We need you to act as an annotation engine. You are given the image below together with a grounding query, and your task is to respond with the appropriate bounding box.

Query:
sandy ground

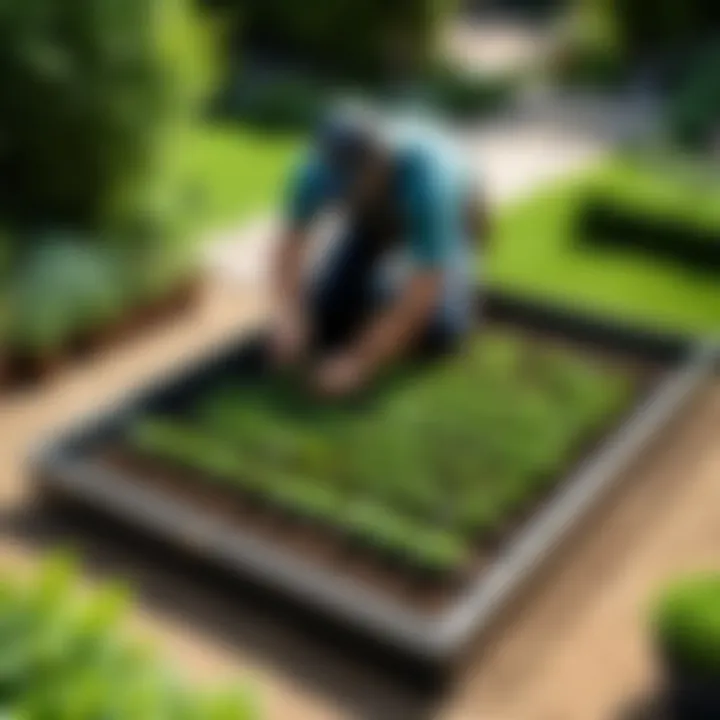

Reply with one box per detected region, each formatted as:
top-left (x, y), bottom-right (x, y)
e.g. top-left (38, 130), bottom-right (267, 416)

top-left (444, 15), bottom-right (557, 77)
top-left (1, 280), bottom-right (718, 720)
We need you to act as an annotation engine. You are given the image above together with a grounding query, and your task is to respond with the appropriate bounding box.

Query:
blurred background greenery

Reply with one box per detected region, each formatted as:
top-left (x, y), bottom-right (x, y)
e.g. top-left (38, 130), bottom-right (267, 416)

top-left (0, 0), bottom-right (719, 369)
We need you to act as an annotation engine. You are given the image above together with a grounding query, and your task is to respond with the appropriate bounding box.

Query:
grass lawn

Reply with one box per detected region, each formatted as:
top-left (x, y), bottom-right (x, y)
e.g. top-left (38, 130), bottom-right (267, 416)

top-left (181, 122), bottom-right (300, 234)
top-left (489, 157), bottom-right (720, 336)
top-left (579, 154), bottom-right (720, 233)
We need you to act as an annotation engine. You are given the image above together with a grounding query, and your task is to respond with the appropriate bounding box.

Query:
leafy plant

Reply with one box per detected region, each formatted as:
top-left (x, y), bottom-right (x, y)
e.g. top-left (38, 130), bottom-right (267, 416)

top-left (238, 0), bottom-right (458, 80)
top-left (0, 554), bottom-right (260, 719)
top-left (668, 44), bottom-right (720, 150)
top-left (654, 574), bottom-right (720, 678)
top-left (425, 65), bottom-right (515, 121)
top-left (220, 73), bottom-right (326, 131)
top-left (7, 239), bottom-right (125, 355)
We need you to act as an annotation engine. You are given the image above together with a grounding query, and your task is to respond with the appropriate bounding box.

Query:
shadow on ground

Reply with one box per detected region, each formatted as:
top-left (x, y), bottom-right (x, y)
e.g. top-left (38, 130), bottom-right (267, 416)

top-left (616, 695), bottom-right (671, 720)
top-left (0, 495), bottom-right (449, 720)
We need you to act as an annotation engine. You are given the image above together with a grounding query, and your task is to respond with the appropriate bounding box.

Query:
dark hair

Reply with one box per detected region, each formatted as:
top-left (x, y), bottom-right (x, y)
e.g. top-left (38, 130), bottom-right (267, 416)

top-left (315, 107), bottom-right (385, 181)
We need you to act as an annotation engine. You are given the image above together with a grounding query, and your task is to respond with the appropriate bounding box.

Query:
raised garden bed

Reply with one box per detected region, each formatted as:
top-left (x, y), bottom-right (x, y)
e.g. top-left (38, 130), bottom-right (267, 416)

top-left (0, 274), bottom-right (204, 390)
top-left (31, 298), bottom-right (716, 666)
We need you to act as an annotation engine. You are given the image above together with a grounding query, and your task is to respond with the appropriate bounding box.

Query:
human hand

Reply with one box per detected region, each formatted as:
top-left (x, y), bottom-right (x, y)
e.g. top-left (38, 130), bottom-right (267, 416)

top-left (270, 311), bottom-right (308, 368)
top-left (314, 353), bottom-right (369, 398)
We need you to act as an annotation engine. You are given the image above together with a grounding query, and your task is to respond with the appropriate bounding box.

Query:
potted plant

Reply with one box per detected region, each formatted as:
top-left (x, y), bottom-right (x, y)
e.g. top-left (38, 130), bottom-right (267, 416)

top-left (654, 574), bottom-right (720, 719)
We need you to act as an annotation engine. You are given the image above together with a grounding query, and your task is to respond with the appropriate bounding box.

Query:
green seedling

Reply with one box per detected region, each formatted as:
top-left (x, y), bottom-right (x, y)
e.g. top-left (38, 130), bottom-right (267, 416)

top-left (654, 574), bottom-right (720, 678)
top-left (0, 556), bottom-right (260, 718)
top-left (127, 331), bottom-right (635, 579)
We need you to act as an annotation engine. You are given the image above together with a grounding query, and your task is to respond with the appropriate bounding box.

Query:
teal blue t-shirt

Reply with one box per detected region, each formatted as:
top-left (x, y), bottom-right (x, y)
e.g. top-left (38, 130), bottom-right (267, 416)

top-left (286, 116), bottom-right (476, 328)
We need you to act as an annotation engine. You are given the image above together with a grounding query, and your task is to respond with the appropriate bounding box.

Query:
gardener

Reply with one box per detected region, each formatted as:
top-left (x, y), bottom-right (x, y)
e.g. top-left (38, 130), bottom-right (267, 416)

top-left (270, 103), bottom-right (489, 396)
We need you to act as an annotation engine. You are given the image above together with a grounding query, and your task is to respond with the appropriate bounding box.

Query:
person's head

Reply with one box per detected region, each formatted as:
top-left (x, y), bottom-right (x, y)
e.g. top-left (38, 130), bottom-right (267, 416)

top-left (315, 103), bottom-right (395, 210)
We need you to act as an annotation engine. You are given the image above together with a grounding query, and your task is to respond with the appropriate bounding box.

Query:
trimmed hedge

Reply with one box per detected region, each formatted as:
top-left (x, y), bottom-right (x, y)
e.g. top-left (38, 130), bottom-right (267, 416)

top-left (578, 199), bottom-right (720, 271)
top-left (576, 158), bottom-right (720, 272)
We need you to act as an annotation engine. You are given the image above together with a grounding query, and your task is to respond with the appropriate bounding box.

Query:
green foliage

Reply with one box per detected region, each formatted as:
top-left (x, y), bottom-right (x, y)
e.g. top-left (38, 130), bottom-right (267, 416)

top-left (0, 0), bottom-right (215, 231)
top-left (7, 239), bottom-right (125, 354)
top-left (425, 66), bottom-right (515, 121)
top-left (241, 0), bottom-right (457, 80)
top-left (0, 0), bottom-right (220, 353)
top-left (489, 158), bottom-right (720, 335)
top-left (0, 554), bottom-right (260, 719)
top-left (220, 74), bottom-right (326, 132)
top-left (569, 0), bottom-right (720, 67)
top-left (577, 155), bottom-right (720, 270)
top-left (580, 156), bottom-right (720, 233)
top-left (654, 574), bottom-right (720, 678)
top-left (611, 0), bottom-right (720, 56)
top-left (175, 123), bottom-right (300, 235)
top-left (129, 332), bottom-right (634, 577)
top-left (668, 45), bottom-right (720, 150)
top-left (553, 0), bottom-right (626, 88)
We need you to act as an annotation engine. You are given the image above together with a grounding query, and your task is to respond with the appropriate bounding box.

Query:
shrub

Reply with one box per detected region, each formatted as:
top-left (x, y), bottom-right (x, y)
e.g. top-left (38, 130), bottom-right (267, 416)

top-left (654, 574), bottom-right (720, 678)
top-left (425, 65), bottom-right (515, 121)
top-left (0, 0), bottom-right (214, 230)
top-left (219, 73), bottom-right (326, 131)
top-left (553, 0), bottom-right (627, 88)
top-left (611, 0), bottom-right (720, 57)
top-left (668, 45), bottom-right (720, 150)
top-left (0, 554), bottom-right (260, 718)
top-left (238, 0), bottom-right (458, 80)
top-left (576, 156), bottom-right (720, 270)
top-left (7, 240), bottom-right (125, 356)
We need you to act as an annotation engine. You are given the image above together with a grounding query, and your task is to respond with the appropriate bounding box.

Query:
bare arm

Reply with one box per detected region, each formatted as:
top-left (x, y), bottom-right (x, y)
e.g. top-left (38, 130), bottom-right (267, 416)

top-left (270, 228), bottom-right (311, 365)
top-left (351, 269), bottom-right (443, 375)
top-left (273, 228), bottom-right (307, 318)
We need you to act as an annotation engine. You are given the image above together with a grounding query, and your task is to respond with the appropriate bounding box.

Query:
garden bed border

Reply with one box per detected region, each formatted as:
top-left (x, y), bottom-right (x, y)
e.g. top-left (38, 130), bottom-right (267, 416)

top-left (30, 293), bottom-right (719, 665)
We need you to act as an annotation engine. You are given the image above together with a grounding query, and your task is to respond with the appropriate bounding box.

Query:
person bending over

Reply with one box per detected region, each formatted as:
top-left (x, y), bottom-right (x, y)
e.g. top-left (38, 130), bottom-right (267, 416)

top-left (270, 105), bottom-right (489, 397)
